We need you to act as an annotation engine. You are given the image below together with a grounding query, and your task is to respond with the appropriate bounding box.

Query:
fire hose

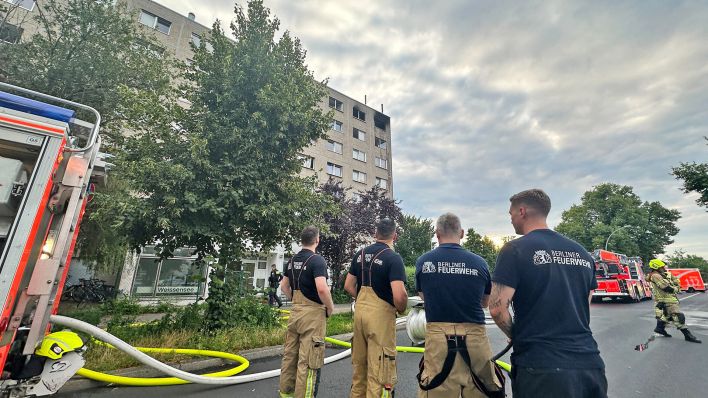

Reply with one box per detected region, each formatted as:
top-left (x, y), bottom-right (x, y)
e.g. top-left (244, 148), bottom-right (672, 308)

top-left (48, 303), bottom-right (511, 387)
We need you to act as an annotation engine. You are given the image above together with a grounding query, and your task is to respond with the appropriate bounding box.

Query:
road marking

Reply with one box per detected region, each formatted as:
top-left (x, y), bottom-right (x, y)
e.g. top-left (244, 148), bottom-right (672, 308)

top-left (679, 293), bottom-right (701, 301)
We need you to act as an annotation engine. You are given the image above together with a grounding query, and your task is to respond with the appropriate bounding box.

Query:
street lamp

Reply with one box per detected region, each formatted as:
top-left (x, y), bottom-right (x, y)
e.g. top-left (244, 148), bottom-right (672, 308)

top-left (605, 225), bottom-right (631, 251)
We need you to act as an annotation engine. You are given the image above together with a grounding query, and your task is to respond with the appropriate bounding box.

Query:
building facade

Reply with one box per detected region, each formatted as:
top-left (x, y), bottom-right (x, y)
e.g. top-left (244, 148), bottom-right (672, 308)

top-left (1, 0), bottom-right (393, 301)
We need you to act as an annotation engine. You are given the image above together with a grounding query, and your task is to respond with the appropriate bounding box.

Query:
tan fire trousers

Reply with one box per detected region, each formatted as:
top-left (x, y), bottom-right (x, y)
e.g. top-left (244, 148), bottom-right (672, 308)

top-left (350, 287), bottom-right (398, 398)
top-left (418, 322), bottom-right (502, 398)
top-left (279, 291), bottom-right (327, 398)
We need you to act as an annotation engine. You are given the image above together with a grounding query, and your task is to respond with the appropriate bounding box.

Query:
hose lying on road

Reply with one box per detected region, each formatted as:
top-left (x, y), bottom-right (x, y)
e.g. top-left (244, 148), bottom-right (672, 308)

top-left (50, 309), bottom-right (511, 387)
top-left (51, 315), bottom-right (351, 386)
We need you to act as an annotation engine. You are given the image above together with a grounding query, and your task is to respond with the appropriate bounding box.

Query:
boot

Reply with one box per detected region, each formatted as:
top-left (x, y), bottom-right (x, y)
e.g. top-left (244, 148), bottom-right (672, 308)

top-left (654, 320), bottom-right (672, 337)
top-left (680, 328), bottom-right (702, 344)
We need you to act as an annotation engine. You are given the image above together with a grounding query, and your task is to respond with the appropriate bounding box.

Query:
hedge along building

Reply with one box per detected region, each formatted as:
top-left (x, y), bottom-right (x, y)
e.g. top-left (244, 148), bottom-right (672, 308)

top-left (2, 0), bottom-right (394, 303)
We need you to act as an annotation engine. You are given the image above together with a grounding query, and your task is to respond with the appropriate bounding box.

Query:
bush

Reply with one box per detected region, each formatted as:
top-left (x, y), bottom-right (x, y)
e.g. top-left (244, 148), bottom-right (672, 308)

top-left (205, 281), bottom-right (279, 332)
top-left (405, 266), bottom-right (417, 296)
top-left (331, 288), bottom-right (352, 304)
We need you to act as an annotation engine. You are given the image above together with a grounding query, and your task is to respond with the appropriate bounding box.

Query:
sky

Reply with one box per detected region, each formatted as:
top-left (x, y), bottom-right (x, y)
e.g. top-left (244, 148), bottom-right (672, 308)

top-left (159, 0), bottom-right (708, 258)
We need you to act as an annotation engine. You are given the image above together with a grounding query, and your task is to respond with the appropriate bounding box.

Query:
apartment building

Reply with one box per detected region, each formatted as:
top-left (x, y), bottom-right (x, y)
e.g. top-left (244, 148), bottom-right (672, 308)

top-left (1, 0), bottom-right (394, 302)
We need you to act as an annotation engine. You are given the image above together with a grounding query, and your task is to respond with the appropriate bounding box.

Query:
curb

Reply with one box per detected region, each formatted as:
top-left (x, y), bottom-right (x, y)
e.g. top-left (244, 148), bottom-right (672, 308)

top-left (61, 331), bottom-right (358, 392)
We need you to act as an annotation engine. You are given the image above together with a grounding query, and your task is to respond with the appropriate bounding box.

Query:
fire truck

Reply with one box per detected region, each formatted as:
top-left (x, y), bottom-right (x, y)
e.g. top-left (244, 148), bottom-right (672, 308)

top-left (591, 249), bottom-right (652, 302)
top-left (667, 268), bottom-right (706, 293)
top-left (0, 82), bottom-right (109, 396)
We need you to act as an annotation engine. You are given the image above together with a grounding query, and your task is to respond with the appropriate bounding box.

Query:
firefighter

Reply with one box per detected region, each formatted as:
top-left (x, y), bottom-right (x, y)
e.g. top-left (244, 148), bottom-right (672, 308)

top-left (279, 226), bottom-right (335, 398)
top-left (415, 213), bottom-right (503, 398)
top-left (344, 218), bottom-right (408, 398)
top-left (646, 259), bottom-right (701, 343)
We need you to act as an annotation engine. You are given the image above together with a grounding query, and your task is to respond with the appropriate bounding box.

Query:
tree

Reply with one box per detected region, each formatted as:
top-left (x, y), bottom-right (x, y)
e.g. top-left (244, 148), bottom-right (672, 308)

top-left (665, 250), bottom-right (708, 280)
top-left (394, 214), bottom-right (434, 268)
top-left (463, 228), bottom-right (500, 272)
top-left (317, 180), bottom-right (403, 290)
top-left (556, 183), bottom-right (681, 261)
top-left (115, 0), bottom-right (335, 277)
top-left (0, 0), bottom-right (179, 272)
top-left (673, 137), bottom-right (708, 211)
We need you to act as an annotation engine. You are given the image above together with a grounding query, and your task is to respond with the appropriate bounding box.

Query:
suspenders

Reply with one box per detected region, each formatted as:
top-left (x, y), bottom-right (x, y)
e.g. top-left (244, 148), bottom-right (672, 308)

top-left (289, 253), bottom-right (317, 291)
top-left (359, 247), bottom-right (391, 287)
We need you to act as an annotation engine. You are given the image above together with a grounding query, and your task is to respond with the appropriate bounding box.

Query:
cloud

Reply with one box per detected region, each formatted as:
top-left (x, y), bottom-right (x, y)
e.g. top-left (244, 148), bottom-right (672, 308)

top-left (158, 0), bottom-right (708, 257)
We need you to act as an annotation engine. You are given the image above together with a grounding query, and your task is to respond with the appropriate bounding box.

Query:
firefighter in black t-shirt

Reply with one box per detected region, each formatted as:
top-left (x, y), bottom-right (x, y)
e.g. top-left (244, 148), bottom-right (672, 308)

top-left (278, 226), bottom-right (334, 398)
top-left (490, 189), bottom-right (607, 398)
top-left (344, 219), bottom-right (408, 398)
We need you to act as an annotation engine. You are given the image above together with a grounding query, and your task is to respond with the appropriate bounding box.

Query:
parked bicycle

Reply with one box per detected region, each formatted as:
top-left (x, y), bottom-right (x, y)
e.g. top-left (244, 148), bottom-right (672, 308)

top-left (61, 278), bottom-right (113, 304)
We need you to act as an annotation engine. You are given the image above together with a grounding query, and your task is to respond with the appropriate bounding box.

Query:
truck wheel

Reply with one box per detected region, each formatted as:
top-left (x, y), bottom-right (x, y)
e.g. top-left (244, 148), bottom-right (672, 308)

top-left (688, 287), bottom-right (695, 293)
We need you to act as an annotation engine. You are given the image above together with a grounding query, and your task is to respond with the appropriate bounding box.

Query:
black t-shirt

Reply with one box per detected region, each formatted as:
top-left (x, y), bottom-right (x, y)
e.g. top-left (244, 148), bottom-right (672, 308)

top-left (415, 243), bottom-right (491, 324)
top-left (284, 249), bottom-right (328, 304)
top-left (268, 271), bottom-right (282, 289)
top-left (348, 242), bottom-right (406, 307)
top-left (493, 229), bottom-right (603, 369)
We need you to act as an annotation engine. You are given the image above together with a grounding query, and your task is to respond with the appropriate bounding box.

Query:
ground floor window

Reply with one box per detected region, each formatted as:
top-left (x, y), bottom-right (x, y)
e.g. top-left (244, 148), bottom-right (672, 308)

top-left (131, 247), bottom-right (207, 297)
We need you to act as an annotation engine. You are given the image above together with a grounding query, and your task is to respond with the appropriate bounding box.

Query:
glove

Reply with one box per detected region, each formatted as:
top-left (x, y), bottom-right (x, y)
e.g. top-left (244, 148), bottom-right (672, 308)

top-left (662, 286), bottom-right (675, 293)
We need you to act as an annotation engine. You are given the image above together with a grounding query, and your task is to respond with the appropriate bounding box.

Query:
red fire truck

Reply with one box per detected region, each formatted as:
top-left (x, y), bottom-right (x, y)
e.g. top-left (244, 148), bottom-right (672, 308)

top-left (667, 268), bottom-right (706, 293)
top-left (591, 249), bottom-right (652, 302)
top-left (0, 83), bottom-right (108, 396)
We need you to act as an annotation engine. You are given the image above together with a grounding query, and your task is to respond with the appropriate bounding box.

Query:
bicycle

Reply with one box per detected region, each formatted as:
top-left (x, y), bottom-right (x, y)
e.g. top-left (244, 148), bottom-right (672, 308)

top-left (61, 278), bottom-right (112, 304)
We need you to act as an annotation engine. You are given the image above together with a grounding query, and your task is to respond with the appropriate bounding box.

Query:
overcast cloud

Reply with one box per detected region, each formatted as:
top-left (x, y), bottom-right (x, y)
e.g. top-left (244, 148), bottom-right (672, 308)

top-left (160, 0), bottom-right (708, 257)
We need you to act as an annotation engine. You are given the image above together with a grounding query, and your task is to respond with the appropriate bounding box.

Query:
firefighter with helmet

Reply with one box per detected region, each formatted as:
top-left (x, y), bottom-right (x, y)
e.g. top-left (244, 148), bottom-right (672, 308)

top-left (646, 259), bottom-right (701, 343)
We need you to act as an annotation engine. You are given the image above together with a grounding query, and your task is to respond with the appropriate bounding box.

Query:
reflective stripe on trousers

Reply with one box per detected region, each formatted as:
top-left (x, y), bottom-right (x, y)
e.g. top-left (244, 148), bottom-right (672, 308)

top-left (350, 286), bottom-right (397, 398)
top-left (279, 291), bottom-right (326, 397)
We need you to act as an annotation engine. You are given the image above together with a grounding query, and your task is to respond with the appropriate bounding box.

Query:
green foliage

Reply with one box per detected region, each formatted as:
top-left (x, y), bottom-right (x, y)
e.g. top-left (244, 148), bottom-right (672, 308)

top-left (555, 183), bottom-right (681, 261)
top-left (331, 288), bottom-right (352, 304)
top-left (405, 266), bottom-right (417, 296)
top-left (672, 138), bottom-right (708, 211)
top-left (665, 250), bottom-right (708, 280)
top-left (463, 228), bottom-right (500, 272)
top-left (117, 0), bottom-right (334, 272)
top-left (204, 278), bottom-right (279, 332)
top-left (395, 215), bottom-right (434, 268)
top-left (0, 0), bottom-right (180, 274)
top-left (326, 312), bottom-right (353, 336)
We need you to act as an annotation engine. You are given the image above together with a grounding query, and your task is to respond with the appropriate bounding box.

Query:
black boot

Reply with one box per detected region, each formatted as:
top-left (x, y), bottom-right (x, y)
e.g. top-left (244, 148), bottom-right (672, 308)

top-left (680, 328), bottom-right (702, 344)
top-left (654, 320), bottom-right (672, 337)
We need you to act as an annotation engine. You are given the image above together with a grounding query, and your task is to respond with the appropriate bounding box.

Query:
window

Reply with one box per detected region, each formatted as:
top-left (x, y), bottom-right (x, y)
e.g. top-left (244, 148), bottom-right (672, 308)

top-left (326, 140), bottom-right (343, 154)
top-left (2, 0), bottom-right (35, 11)
top-left (352, 170), bottom-right (367, 183)
top-left (0, 22), bottom-right (23, 44)
top-left (353, 128), bottom-right (366, 141)
top-left (375, 137), bottom-right (387, 149)
top-left (327, 162), bottom-right (343, 177)
top-left (375, 157), bottom-right (388, 169)
top-left (376, 177), bottom-right (388, 189)
top-left (139, 10), bottom-right (172, 34)
top-left (353, 149), bottom-right (367, 162)
top-left (258, 261), bottom-right (267, 269)
top-left (353, 107), bottom-right (366, 121)
top-left (301, 155), bottom-right (314, 169)
top-left (332, 120), bottom-right (343, 132)
top-left (191, 32), bottom-right (202, 47)
top-left (256, 279), bottom-right (265, 288)
top-left (329, 96), bottom-right (343, 111)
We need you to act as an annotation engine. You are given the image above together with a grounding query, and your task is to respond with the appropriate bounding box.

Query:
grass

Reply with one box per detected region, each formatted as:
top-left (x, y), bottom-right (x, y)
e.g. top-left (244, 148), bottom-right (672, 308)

top-left (82, 312), bottom-right (355, 372)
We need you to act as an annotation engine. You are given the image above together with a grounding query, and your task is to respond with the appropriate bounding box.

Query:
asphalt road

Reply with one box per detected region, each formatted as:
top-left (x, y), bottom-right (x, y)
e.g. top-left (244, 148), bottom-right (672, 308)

top-left (57, 292), bottom-right (708, 398)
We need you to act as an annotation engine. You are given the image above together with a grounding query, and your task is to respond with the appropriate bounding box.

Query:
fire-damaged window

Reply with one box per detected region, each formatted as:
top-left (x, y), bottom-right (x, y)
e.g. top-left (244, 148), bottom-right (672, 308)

top-left (374, 111), bottom-right (389, 131)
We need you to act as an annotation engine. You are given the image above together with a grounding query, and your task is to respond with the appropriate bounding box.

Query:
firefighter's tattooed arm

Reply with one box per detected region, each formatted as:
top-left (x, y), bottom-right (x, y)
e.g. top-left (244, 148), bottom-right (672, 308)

top-left (489, 282), bottom-right (515, 339)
